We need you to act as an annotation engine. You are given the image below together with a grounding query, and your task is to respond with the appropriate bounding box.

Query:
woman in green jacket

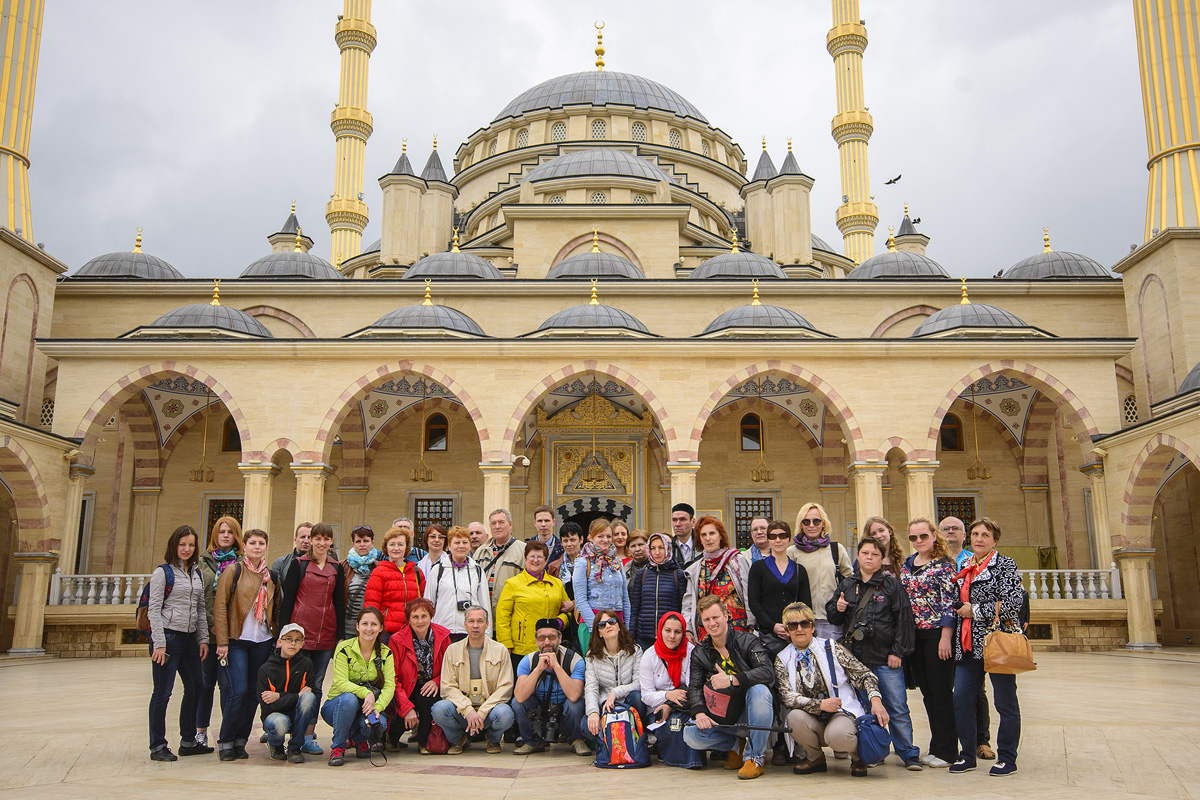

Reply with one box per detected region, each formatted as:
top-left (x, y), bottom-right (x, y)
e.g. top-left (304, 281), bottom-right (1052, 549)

top-left (320, 606), bottom-right (396, 766)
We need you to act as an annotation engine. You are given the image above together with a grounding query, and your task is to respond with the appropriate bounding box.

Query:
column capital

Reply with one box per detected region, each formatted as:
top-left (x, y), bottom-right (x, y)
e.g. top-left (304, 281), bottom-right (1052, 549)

top-left (478, 462), bottom-right (514, 474)
top-left (1112, 547), bottom-right (1156, 560)
top-left (239, 461), bottom-right (282, 477)
top-left (68, 463), bottom-right (96, 479)
top-left (13, 551), bottom-right (58, 564)
top-left (1078, 461), bottom-right (1104, 477)
top-left (898, 460), bottom-right (940, 474)
top-left (131, 485), bottom-right (163, 495)
top-left (848, 461), bottom-right (888, 474)
top-left (289, 462), bottom-right (333, 476)
top-left (666, 461), bottom-right (702, 474)
top-left (1019, 484), bottom-right (1051, 494)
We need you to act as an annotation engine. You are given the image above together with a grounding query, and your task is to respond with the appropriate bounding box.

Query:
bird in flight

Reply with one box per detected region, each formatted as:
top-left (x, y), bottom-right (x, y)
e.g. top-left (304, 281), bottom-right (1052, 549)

top-left (911, 217), bottom-right (921, 224)
top-left (884, 174), bottom-right (901, 185)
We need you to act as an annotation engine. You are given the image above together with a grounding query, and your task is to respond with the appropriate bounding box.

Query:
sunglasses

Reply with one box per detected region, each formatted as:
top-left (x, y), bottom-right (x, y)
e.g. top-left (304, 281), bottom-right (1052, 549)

top-left (908, 533), bottom-right (931, 542)
top-left (352, 525), bottom-right (373, 534)
top-left (801, 518), bottom-right (823, 527)
top-left (597, 618), bottom-right (620, 628)
top-left (784, 620), bottom-right (815, 631)
top-left (766, 532), bottom-right (789, 540)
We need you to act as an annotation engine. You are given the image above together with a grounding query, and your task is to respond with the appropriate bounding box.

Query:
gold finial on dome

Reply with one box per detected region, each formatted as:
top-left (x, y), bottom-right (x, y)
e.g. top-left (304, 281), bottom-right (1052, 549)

top-left (423, 278), bottom-right (433, 306)
top-left (432, 134), bottom-right (438, 150)
top-left (589, 278), bottom-right (600, 305)
top-left (595, 21), bottom-right (605, 71)
top-left (787, 137), bottom-right (793, 152)
top-left (762, 136), bottom-right (767, 151)
top-left (887, 226), bottom-right (896, 252)
top-left (451, 227), bottom-right (460, 252)
top-left (133, 227), bottom-right (143, 253)
top-left (290, 200), bottom-right (296, 214)
top-left (731, 229), bottom-right (740, 253)
top-left (1043, 226), bottom-right (1052, 253)
top-left (402, 138), bottom-right (407, 154)
top-left (904, 202), bottom-right (909, 216)
top-left (211, 279), bottom-right (221, 306)
top-left (751, 278), bottom-right (761, 306)
top-left (960, 278), bottom-right (971, 305)
top-left (294, 225), bottom-right (303, 253)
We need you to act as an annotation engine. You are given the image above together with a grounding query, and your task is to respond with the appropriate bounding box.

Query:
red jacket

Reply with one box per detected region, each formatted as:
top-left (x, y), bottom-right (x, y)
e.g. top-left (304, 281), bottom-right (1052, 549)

top-left (363, 560), bottom-right (425, 634)
top-left (390, 622), bottom-right (451, 716)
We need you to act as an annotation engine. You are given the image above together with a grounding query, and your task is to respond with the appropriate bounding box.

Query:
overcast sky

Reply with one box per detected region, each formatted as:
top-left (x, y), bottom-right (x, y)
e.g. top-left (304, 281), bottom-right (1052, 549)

top-left (29, 1), bottom-right (1145, 278)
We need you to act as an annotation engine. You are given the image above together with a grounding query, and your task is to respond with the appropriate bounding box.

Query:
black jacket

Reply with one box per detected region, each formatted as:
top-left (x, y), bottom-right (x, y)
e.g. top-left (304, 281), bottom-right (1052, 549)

top-left (687, 627), bottom-right (774, 716)
top-left (747, 557), bottom-right (812, 635)
top-left (257, 650), bottom-right (315, 719)
top-left (825, 570), bottom-right (915, 667)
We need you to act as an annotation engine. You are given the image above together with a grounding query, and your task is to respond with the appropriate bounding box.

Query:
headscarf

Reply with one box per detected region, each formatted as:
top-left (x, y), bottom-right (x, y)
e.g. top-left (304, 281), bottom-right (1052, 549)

top-left (581, 541), bottom-right (622, 582)
top-left (954, 549), bottom-right (997, 651)
top-left (793, 533), bottom-right (830, 553)
top-left (646, 532), bottom-right (676, 568)
top-left (653, 611), bottom-right (689, 688)
top-left (346, 547), bottom-right (380, 576)
top-left (243, 555), bottom-right (271, 624)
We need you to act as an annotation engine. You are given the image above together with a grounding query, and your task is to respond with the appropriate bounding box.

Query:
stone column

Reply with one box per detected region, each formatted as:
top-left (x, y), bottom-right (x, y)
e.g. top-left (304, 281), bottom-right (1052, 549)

top-left (1114, 547), bottom-right (1160, 650)
top-left (57, 464), bottom-right (94, 575)
top-left (239, 463), bottom-right (281, 534)
top-left (480, 463), bottom-right (513, 519)
top-left (667, 462), bottom-right (701, 512)
top-left (848, 462), bottom-right (886, 530)
top-left (1020, 484), bottom-right (1053, 557)
top-left (127, 486), bottom-right (162, 574)
top-left (900, 461), bottom-right (938, 523)
top-left (339, 486), bottom-right (369, 551)
top-left (819, 485), bottom-right (849, 542)
top-left (291, 463), bottom-right (332, 527)
top-left (1079, 463), bottom-right (1113, 569)
top-left (9, 552), bottom-right (58, 654)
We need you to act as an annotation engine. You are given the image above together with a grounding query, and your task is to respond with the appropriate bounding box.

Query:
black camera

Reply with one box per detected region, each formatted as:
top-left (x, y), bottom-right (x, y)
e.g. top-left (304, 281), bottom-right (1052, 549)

top-left (849, 624), bottom-right (875, 642)
top-left (457, 600), bottom-right (473, 611)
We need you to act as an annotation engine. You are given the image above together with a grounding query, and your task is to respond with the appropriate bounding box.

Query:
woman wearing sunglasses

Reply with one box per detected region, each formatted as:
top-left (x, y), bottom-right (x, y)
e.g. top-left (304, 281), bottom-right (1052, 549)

top-left (786, 503), bottom-right (853, 640)
top-left (748, 520), bottom-right (812, 659)
top-left (583, 610), bottom-right (645, 741)
top-left (898, 517), bottom-right (957, 768)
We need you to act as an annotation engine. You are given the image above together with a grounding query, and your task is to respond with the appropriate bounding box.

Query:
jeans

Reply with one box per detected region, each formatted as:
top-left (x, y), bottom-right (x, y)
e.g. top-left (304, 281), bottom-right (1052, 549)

top-left (511, 693), bottom-right (586, 745)
top-left (909, 631), bottom-right (958, 762)
top-left (302, 648), bottom-right (335, 732)
top-left (321, 692), bottom-right (374, 749)
top-left (216, 638), bottom-right (274, 746)
top-left (977, 682), bottom-right (992, 746)
top-left (196, 640), bottom-right (220, 729)
top-left (954, 657), bottom-right (1019, 766)
top-left (263, 692), bottom-right (319, 750)
top-left (682, 683), bottom-right (774, 766)
top-left (870, 664), bottom-right (920, 763)
top-left (148, 630), bottom-right (204, 752)
top-left (432, 700), bottom-right (515, 745)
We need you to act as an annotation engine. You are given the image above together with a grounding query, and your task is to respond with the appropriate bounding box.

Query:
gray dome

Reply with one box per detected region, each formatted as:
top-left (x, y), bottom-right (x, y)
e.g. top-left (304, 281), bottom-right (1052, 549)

top-left (240, 251), bottom-right (342, 280)
top-left (147, 304), bottom-right (273, 337)
top-left (1179, 362), bottom-right (1200, 396)
top-left (536, 303), bottom-right (650, 334)
top-left (364, 238), bottom-right (381, 253)
top-left (1003, 250), bottom-right (1111, 280)
top-left (811, 234), bottom-right (835, 252)
top-left (690, 251), bottom-right (786, 280)
top-left (494, 71), bottom-right (707, 123)
top-left (75, 251), bottom-right (183, 279)
top-left (546, 251), bottom-right (644, 279)
top-left (403, 251), bottom-right (503, 280)
top-left (369, 304), bottom-right (485, 336)
top-left (854, 250), bottom-right (950, 279)
top-left (702, 304), bottom-right (817, 335)
top-left (525, 148), bottom-right (674, 184)
top-left (911, 303), bottom-right (1032, 337)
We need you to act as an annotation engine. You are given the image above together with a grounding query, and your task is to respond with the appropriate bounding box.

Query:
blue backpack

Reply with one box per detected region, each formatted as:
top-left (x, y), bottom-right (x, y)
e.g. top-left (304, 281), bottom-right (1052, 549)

top-left (594, 704), bottom-right (651, 769)
top-left (135, 564), bottom-right (175, 632)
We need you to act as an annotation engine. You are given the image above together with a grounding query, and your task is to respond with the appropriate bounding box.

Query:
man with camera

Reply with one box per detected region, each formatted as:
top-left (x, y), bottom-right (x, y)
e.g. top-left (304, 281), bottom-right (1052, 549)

top-left (509, 618), bottom-right (589, 756)
top-left (427, 526), bottom-right (491, 642)
top-left (433, 605), bottom-right (515, 754)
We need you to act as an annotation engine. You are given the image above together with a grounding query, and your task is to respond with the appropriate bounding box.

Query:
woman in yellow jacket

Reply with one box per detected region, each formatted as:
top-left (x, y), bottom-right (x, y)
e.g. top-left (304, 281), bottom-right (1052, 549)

top-left (495, 541), bottom-right (572, 669)
top-left (320, 607), bottom-right (396, 766)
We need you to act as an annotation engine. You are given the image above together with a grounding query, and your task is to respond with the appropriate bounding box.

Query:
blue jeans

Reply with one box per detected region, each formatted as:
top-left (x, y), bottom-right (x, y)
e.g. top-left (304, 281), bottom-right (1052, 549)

top-left (217, 638), bottom-right (274, 746)
top-left (871, 664), bottom-right (920, 763)
top-left (432, 699), bottom-right (515, 745)
top-left (263, 692), bottom-right (319, 751)
top-left (511, 693), bottom-right (586, 745)
top-left (148, 630), bottom-right (203, 752)
top-left (196, 640), bottom-right (220, 729)
top-left (584, 690), bottom-right (645, 742)
top-left (954, 657), bottom-right (1020, 765)
top-left (321, 692), bottom-right (373, 749)
top-left (302, 648), bottom-right (335, 732)
top-left (682, 683), bottom-right (774, 765)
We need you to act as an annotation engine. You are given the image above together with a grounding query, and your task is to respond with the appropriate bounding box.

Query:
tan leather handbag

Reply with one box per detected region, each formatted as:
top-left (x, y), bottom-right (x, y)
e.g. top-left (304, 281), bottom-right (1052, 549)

top-left (982, 604), bottom-right (1036, 674)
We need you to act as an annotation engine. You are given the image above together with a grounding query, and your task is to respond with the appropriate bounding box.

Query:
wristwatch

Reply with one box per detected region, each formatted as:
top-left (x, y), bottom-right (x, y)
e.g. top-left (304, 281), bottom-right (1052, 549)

top-left (867, 690), bottom-right (881, 700)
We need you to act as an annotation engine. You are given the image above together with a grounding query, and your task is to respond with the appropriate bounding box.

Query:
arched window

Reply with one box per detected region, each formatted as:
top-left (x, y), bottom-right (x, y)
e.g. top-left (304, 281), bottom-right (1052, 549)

top-left (590, 191), bottom-right (607, 204)
top-left (939, 413), bottom-right (964, 451)
top-left (591, 119), bottom-right (607, 140)
top-left (222, 415), bottom-right (241, 452)
top-left (668, 128), bottom-right (682, 148)
top-left (548, 194), bottom-right (565, 204)
top-left (425, 413), bottom-right (448, 451)
top-left (632, 194), bottom-right (648, 204)
top-left (515, 128), bottom-right (529, 148)
top-left (551, 122), bottom-right (567, 142)
top-left (1122, 394), bottom-right (1139, 426)
top-left (740, 413), bottom-right (763, 451)
top-left (631, 121), bottom-right (647, 142)
top-left (488, 140), bottom-right (498, 155)
top-left (701, 140), bottom-right (710, 157)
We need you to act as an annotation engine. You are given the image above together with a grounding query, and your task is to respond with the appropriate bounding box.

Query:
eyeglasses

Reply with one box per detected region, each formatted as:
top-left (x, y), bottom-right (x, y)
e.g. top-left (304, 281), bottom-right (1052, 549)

top-left (784, 620), bottom-right (815, 631)
top-left (597, 618), bottom-right (620, 628)
top-left (766, 532), bottom-right (789, 540)
top-left (279, 637), bottom-right (305, 645)
top-left (801, 518), bottom-right (823, 527)
top-left (940, 525), bottom-right (962, 532)
top-left (908, 533), bottom-right (931, 542)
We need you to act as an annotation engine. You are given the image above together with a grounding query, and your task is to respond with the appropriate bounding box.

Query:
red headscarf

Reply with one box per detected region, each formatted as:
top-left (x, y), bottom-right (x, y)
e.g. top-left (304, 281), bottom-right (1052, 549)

top-left (653, 611), bottom-right (689, 688)
top-left (955, 550), bottom-right (997, 651)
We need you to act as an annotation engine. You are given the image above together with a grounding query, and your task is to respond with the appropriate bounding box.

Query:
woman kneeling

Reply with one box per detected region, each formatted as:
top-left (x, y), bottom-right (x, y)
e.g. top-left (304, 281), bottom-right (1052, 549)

top-left (320, 607), bottom-right (396, 766)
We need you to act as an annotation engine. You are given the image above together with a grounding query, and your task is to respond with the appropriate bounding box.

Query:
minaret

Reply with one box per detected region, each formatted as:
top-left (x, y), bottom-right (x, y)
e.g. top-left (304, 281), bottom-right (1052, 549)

top-left (0, 0), bottom-right (45, 241)
top-left (828, 0), bottom-right (878, 265)
top-left (326, 0), bottom-right (376, 267)
top-left (1133, 0), bottom-right (1200, 238)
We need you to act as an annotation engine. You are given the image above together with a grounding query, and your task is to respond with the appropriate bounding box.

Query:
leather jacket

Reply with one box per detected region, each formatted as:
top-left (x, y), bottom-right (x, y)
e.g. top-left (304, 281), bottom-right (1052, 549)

top-left (686, 627), bottom-right (774, 716)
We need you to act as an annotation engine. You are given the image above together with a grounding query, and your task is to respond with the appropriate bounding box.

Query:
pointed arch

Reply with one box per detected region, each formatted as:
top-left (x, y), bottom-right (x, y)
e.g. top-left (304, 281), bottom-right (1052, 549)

top-left (0, 434), bottom-right (52, 551)
top-left (1120, 433), bottom-right (1200, 548)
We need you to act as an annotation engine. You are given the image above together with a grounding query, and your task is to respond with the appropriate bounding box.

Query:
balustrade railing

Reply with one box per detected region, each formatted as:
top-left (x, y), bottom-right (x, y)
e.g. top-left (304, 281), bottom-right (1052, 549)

top-left (1019, 565), bottom-right (1121, 600)
top-left (47, 570), bottom-right (148, 606)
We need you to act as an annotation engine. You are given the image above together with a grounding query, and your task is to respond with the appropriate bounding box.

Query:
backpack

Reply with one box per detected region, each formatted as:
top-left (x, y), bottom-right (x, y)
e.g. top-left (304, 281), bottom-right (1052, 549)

top-left (135, 564), bottom-right (175, 633)
top-left (594, 703), bottom-right (651, 769)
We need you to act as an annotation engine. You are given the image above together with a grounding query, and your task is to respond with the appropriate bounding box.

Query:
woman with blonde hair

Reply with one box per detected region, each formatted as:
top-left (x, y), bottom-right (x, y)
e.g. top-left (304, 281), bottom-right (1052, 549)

top-left (196, 515), bottom-right (244, 748)
top-left (573, 518), bottom-right (631, 651)
top-left (786, 502), bottom-right (852, 639)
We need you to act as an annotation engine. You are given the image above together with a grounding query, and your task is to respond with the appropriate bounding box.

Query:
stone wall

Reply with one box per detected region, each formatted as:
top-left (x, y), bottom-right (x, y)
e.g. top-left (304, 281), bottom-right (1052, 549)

top-left (37, 607), bottom-right (145, 658)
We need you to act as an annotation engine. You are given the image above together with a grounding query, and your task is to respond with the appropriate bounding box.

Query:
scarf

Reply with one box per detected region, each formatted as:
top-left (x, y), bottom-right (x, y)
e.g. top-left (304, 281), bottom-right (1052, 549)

top-left (211, 548), bottom-right (238, 589)
top-left (244, 556), bottom-right (271, 624)
top-left (580, 541), bottom-right (621, 582)
top-left (793, 533), bottom-right (830, 553)
top-left (955, 549), bottom-right (997, 651)
top-left (653, 611), bottom-right (689, 688)
top-left (701, 547), bottom-right (738, 574)
top-left (347, 547), bottom-right (380, 576)
top-left (412, 626), bottom-right (434, 683)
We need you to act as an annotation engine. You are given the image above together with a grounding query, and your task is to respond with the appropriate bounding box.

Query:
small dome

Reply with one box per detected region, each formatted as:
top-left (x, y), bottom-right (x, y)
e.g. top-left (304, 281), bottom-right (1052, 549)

top-left (690, 251), bottom-right (786, 280)
top-left (240, 251), bottom-right (342, 280)
top-left (525, 148), bottom-right (674, 183)
top-left (546, 251), bottom-right (644, 279)
top-left (403, 251), bottom-right (503, 280)
top-left (1003, 250), bottom-right (1111, 280)
top-left (145, 304), bottom-right (273, 337)
top-left (911, 303), bottom-right (1035, 337)
top-left (367, 305), bottom-right (485, 337)
top-left (702, 304), bottom-right (817, 335)
top-left (364, 238), bottom-right (381, 253)
top-left (1179, 362), bottom-right (1200, 396)
top-left (811, 233), bottom-right (835, 252)
top-left (494, 71), bottom-right (707, 123)
top-left (535, 303), bottom-right (650, 335)
top-left (853, 251), bottom-right (950, 279)
top-left (75, 251), bottom-right (183, 279)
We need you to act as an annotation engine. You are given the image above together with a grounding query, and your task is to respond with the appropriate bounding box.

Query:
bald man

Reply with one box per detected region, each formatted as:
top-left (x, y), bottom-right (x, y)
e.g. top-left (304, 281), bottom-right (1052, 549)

top-left (939, 517), bottom-right (969, 570)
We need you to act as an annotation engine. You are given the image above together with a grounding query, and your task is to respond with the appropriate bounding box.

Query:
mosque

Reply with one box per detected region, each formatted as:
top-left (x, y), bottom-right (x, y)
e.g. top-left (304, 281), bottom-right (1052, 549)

top-left (0, 1), bottom-right (1197, 657)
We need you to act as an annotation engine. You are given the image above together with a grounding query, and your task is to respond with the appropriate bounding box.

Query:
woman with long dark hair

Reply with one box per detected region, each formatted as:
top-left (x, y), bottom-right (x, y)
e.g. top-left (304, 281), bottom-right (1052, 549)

top-left (584, 609), bottom-right (644, 740)
top-left (320, 606), bottom-right (396, 766)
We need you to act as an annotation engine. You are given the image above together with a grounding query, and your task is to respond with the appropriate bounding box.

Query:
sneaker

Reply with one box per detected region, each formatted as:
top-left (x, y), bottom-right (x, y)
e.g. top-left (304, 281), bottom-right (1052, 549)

top-left (178, 741), bottom-right (214, 756)
top-left (270, 745), bottom-right (287, 761)
top-left (287, 749), bottom-right (306, 764)
top-left (302, 739), bottom-right (324, 755)
top-left (923, 755), bottom-right (951, 768)
top-left (571, 738), bottom-right (594, 757)
top-left (328, 747), bottom-right (345, 766)
top-left (486, 741), bottom-right (502, 754)
top-left (977, 744), bottom-right (996, 760)
top-left (150, 747), bottom-right (177, 762)
top-left (949, 759), bottom-right (977, 773)
top-left (355, 741), bottom-right (371, 759)
top-left (513, 741), bottom-right (545, 755)
top-left (447, 735), bottom-right (469, 756)
top-left (990, 761), bottom-right (1017, 777)
top-left (905, 759), bottom-right (924, 771)
top-left (218, 747), bottom-right (237, 762)
top-left (737, 760), bottom-right (765, 780)
top-left (194, 731), bottom-right (209, 747)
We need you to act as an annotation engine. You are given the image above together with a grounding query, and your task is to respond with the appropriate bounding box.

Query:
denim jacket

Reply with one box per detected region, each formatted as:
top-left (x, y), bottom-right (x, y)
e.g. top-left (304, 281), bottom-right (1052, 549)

top-left (573, 557), bottom-right (631, 628)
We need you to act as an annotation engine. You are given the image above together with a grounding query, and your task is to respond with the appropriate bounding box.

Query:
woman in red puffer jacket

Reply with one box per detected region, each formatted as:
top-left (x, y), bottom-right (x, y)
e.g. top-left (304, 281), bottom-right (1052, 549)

top-left (363, 527), bottom-right (426, 641)
top-left (389, 598), bottom-right (451, 752)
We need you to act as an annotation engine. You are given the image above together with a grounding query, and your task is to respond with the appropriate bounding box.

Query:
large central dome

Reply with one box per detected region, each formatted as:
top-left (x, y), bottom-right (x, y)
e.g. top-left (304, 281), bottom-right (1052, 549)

top-left (493, 71), bottom-right (708, 123)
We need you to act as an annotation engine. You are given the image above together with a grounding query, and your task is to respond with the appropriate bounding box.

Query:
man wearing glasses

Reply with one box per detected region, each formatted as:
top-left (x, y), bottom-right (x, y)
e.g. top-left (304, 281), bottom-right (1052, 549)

top-left (939, 517), bottom-right (970, 570)
top-left (510, 618), bottom-right (589, 756)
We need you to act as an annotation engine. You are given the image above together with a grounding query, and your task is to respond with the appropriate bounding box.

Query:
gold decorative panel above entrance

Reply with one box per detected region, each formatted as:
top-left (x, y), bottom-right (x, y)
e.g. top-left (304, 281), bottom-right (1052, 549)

top-left (554, 442), bottom-right (636, 495)
top-left (536, 392), bottom-right (655, 434)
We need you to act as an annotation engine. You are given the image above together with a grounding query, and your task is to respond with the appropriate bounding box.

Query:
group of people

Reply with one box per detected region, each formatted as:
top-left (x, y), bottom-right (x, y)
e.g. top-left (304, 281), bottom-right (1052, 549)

top-left (145, 502), bottom-right (1027, 780)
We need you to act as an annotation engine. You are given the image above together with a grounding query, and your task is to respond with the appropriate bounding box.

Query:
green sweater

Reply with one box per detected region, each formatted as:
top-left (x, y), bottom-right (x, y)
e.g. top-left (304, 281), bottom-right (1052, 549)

top-left (328, 637), bottom-right (396, 713)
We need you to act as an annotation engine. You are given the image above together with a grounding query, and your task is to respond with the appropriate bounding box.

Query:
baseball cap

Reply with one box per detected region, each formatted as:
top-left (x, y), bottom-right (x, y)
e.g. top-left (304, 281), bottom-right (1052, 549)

top-left (278, 623), bottom-right (306, 640)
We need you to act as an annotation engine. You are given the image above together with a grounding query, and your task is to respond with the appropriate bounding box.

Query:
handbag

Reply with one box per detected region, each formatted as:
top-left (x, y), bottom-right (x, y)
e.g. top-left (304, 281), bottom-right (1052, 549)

top-left (425, 722), bottom-right (450, 755)
top-left (982, 604), bottom-right (1036, 674)
top-left (823, 640), bottom-right (890, 765)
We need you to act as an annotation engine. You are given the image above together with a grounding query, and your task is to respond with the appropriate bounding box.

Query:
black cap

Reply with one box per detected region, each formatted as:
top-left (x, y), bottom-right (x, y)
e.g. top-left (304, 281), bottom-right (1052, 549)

top-left (535, 618), bottom-right (564, 634)
top-left (671, 502), bottom-right (695, 517)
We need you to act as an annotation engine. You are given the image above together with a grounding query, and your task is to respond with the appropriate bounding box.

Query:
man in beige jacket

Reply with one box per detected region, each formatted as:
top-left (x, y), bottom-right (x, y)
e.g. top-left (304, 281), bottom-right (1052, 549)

top-left (432, 605), bottom-right (515, 754)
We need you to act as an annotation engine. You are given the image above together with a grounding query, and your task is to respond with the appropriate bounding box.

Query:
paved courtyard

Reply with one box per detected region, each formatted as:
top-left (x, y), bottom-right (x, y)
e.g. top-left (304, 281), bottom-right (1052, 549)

top-left (0, 649), bottom-right (1197, 799)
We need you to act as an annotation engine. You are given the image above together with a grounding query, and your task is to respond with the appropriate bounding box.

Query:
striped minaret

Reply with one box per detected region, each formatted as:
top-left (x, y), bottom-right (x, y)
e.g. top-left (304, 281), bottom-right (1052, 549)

top-left (828, 0), bottom-right (878, 266)
top-left (326, 0), bottom-right (376, 267)
top-left (1134, 0), bottom-right (1200, 238)
top-left (0, 0), bottom-right (44, 242)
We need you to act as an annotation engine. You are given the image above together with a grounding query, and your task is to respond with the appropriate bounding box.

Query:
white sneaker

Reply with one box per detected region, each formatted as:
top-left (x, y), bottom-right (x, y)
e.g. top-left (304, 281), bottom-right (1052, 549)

top-left (195, 731), bottom-right (208, 747)
top-left (923, 755), bottom-right (951, 768)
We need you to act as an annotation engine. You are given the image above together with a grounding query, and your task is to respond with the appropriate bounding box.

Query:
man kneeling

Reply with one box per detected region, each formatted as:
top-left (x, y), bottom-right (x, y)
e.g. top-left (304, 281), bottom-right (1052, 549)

top-left (432, 605), bottom-right (515, 754)
top-left (257, 623), bottom-right (317, 763)
top-left (510, 618), bottom-right (590, 756)
top-left (684, 595), bottom-right (775, 780)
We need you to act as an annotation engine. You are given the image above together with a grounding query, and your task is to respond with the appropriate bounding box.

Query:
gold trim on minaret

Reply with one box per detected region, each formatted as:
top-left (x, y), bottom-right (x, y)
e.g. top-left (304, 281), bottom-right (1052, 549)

top-left (0, 0), bottom-right (45, 241)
